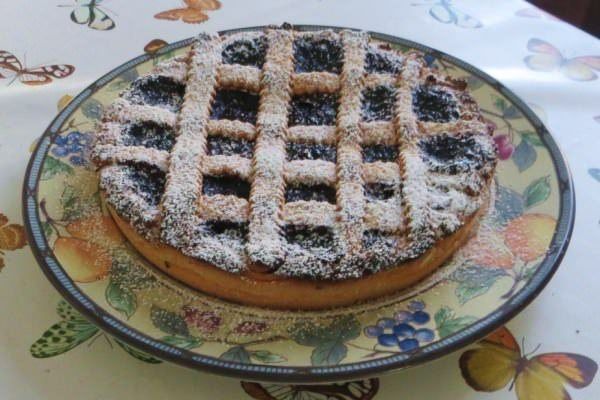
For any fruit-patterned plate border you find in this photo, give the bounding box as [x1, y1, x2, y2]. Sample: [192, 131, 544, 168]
[22, 25, 575, 383]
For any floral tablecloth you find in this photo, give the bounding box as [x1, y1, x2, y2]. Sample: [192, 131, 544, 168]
[1, 0, 599, 399]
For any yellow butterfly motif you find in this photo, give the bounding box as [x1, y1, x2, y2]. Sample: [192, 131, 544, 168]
[460, 326, 598, 400]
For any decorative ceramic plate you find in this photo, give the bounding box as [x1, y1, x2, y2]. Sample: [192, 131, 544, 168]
[23, 26, 574, 383]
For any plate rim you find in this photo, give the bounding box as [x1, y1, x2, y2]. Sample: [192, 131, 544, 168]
[22, 24, 575, 383]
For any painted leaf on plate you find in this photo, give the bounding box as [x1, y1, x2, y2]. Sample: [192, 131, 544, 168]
[291, 316, 361, 366]
[161, 335, 203, 350]
[502, 104, 522, 119]
[105, 281, 137, 318]
[41, 156, 74, 181]
[519, 130, 544, 146]
[523, 176, 551, 208]
[81, 98, 104, 120]
[434, 307, 477, 338]
[150, 306, 189, 336]
[451, 265, 508, 304]
[60, 185, 86, 222]
[220, 345, 251, 364]
[512, 139, 537, 172]
[249, 350, 287, 364]
[494, 184, 525, 225]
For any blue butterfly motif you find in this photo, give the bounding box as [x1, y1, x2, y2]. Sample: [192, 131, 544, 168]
[412, 0, 482, 29]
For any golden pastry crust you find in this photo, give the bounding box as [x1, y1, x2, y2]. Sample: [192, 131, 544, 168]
[107, 199, 486, 310]
[93, 27, 497, 309]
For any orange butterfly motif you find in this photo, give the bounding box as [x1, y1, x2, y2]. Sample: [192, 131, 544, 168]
[154, 0, 221, 24]
[0, 51, 75, 86]
[524, 38, 600, 81]
[460, 326, 598, 400]
[0, 213, 27, 271]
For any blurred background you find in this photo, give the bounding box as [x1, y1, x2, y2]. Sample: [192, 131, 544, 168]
[532, 0, 600, 37]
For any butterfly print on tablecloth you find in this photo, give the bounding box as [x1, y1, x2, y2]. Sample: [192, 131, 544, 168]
[241, 379, 380, 400]
[525, 38, 600, 81]
[154, 0, 221, 24]
[59, 0, 116, 30]
[460, 326, 598, 400]
[0, 213, 27, 271]
[411, 0, 482, 28]
[0, 51, 74, 86]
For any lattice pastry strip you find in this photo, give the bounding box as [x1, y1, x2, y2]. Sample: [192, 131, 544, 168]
[95, 28, 497, 281]
[334, 30, 369, 275]
[246, 29, 294, 268]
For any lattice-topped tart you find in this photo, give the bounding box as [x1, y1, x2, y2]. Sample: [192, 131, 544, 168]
[93, 27, 497, 310]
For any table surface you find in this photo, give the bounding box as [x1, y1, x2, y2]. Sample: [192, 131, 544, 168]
[1, 1, 599, 399]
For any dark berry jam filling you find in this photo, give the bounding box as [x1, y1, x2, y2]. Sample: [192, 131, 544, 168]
[289, 94, 338, 126]
[204, 220, 248, 240]
[419, 134, 489, 174]
[128, 76, 185, 111]
[362, 144, 398, 163]
[121, 121, 175, 151]
[207, 136, 254, 158]
[362, 86, 396, 122]
[202, 175, 250, 199]
[125, 164, 166, 206]
[363, 229, 395, 248]
[293, 38, 343, 73]
[222, 37, 267, 68]
[285, 225, 334, 249]
[210, 90, 259, 124]
[285, 184, 336, 203]
[287, 143, 336, 162]
[365, 51, 401, 74]
[364, 183, 396, 201]
[412, 86, 459, 123]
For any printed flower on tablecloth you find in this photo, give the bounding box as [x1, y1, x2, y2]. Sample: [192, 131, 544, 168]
[0, 50, 74, 86]
[59, 0, 116, 30]
[524, 38, 600, 81]
[0, 213, 27, 271]
[241, 379, 380, 400]
[460, 326, 598, 400]
[154, 0, 221, 24]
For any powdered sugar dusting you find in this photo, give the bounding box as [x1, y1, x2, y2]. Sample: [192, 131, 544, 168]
[95, 27, 497, 281]
[245, 29, 294, 268]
